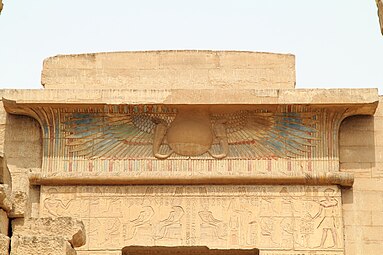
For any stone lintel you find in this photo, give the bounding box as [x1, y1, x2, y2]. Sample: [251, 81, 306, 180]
[1, 88, 379, 115]
[122, 246, 259, 255]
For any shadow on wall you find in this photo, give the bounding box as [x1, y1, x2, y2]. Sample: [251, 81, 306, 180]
[4, 114, 42, 168]
[339, 115, 376, 204]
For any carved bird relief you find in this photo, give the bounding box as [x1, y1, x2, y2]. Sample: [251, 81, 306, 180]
[65, 106, 317, 159]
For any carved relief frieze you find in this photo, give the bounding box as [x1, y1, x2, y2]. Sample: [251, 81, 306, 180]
[40, 185, 344, 254]
[3, 102, 347, 180]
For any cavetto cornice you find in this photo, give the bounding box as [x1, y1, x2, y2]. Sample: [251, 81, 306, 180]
[1, 88, 379, 188]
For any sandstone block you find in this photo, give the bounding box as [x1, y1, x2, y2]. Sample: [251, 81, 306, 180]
[0, 234, 9, 255]
[10, 235, 76, 255]
[352, 177, 383, 191]
[12, 217, 86, 248]
[340, 115, 375, 131]
[339, 130, 375, 146]
[343, 209, 372, 226]
[0, 156, 10, 186]
[339, 146, 375, 163]
[41, 51, 296, 90]
[361, 226, 383, 241]
[340, 162, 371, 178]
[362, 242, 383, 255]
[0, 185, 11, 213]
[374, 97, 383, 116]
[377, 0, 383, 35]
[8, 191, 27, 218]
[0, 209, 8, 236]
[353, 191, 383, 211]
[371, 162, 383, 178]
[372, 211, 383, 226]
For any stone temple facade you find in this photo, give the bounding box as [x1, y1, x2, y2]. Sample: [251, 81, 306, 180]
[0, 50, 382, 255]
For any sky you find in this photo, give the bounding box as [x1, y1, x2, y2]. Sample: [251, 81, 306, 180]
[0, 0, 383, 92]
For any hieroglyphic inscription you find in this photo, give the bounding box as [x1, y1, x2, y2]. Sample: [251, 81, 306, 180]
[40, 185, 344, 254]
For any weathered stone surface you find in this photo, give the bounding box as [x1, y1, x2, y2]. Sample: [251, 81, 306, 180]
[8, 191, 28, 218]
[0, 155, 10, 186]
[0, 88, 379, 108]
[4, 114, 42, 169]
[0, 234, 9, 255]
[0, 209, 8, 236]
[12, 217, 86, 248]
[6, 166, 31, 218]
[10, 235, 76, 255]
[40, 185, 343, 253]
[0, 184, 11, 213]
[41, 51, 296, 90]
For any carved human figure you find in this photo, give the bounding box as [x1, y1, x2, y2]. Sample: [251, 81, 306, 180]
[280, 218, 294, 248]
[198, 200, 227, 240]
[125, 206, 155, 240]
[278, 187, 297, 216]
[44, 188, 72, 217]
[260, 217, 277, 247]
[313, 188, 338, 248]
[260, 188, 275, 216]
[102, 218, 121, 246]
[154, 206, 185, 240]
[246, 220, 258, 245]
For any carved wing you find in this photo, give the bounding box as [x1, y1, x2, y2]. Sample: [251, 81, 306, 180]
[64, 112, 173, 159]
[211, 111, 318, 159]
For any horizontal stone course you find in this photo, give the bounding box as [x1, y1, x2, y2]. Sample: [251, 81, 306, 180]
[41, 51, 295, 90]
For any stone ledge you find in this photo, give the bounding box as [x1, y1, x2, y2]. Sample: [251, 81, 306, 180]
[0, 88, 378, 106]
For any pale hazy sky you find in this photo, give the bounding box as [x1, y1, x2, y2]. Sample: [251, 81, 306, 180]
[0, 0, 382, 92]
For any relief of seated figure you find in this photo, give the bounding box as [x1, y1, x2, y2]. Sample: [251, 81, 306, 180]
[154, 206, 185, 244]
